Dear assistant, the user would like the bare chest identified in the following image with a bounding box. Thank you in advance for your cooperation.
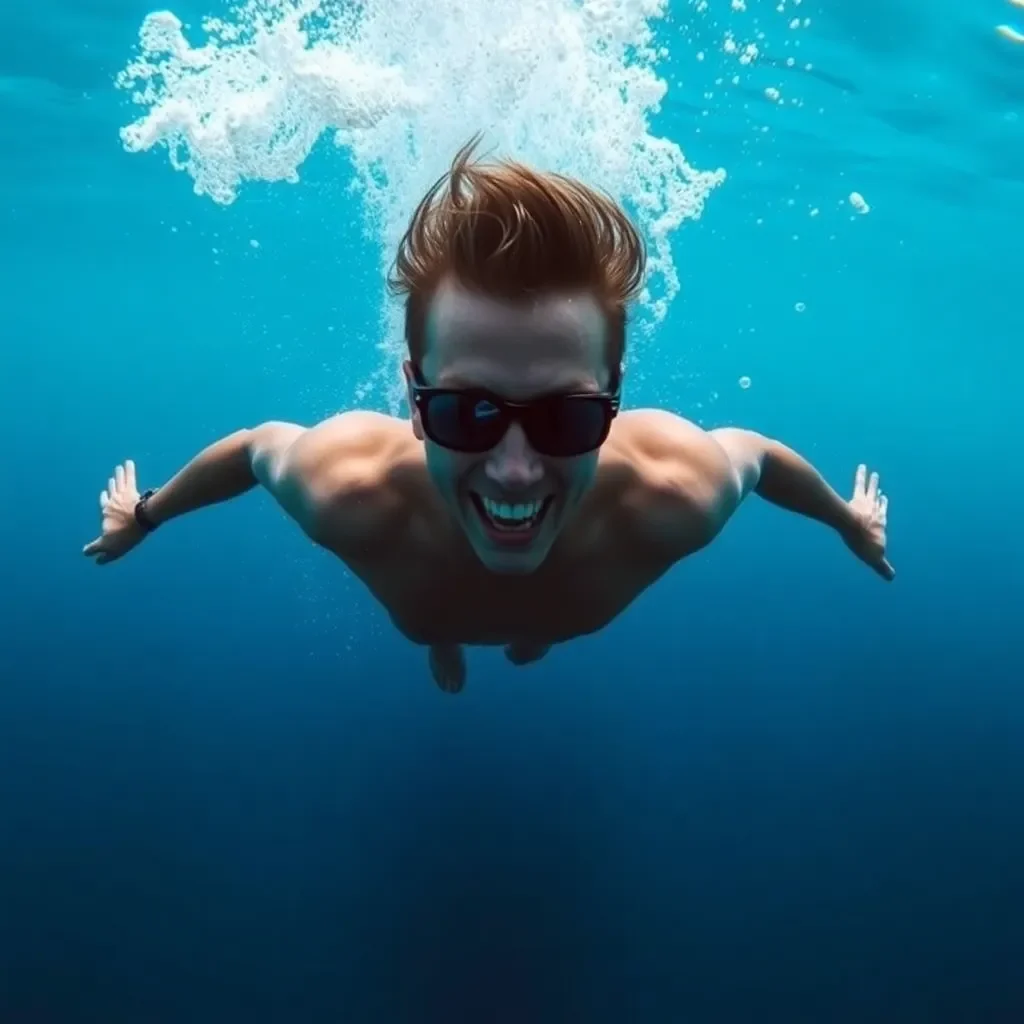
[349,540,670,647]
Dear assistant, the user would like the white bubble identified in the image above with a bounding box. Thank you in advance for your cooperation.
[794,301,806,312]
[116,0,726,405]
[849,191,870,214]
[249,238,260,248]
[739,375,751,389]
[765,86,781,102]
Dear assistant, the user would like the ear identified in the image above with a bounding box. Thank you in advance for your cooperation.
[403,360,425,441]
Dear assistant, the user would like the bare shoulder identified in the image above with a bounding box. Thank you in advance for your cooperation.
[609,410,732,489]
[602,410,734,552]
[284,411,422,550]
[285,412,412,484]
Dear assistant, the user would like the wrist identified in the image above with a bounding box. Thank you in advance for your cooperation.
[135,489,161,532]
[831,499,859,539]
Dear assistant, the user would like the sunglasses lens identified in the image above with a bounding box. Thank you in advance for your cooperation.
[527,397,610,456]
[423,393,506,452]
[419,389,613,456]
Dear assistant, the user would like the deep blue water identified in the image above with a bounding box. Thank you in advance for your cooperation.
[2,0,1023,1020]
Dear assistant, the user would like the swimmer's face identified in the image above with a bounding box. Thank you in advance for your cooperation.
[406,278,616,575]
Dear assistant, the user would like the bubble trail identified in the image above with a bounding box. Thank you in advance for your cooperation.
[117,0,726,403]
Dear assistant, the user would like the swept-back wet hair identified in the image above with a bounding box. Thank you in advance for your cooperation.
[389,136,646,383]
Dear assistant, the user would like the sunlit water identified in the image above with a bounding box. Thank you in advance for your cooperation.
[1,0,1022,1019]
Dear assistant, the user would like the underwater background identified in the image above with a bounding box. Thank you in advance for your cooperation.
[1,0,1022,1019]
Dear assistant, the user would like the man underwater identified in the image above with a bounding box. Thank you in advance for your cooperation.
[84,139,893,693]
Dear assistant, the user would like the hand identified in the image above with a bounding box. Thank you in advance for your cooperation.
[842,463,894,581]
[82,460,146,565]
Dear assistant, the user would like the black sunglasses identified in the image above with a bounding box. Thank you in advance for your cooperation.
[410,368,621,457]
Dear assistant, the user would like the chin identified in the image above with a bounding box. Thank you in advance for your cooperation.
[469,518,557,575]
[477,545,549,575]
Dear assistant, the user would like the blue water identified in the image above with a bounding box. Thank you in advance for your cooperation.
[2,0,1023,1020]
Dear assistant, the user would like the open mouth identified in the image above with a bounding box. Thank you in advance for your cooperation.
[470,493,553,541]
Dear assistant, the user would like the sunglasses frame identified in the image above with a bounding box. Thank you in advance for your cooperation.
[408,366,622,456]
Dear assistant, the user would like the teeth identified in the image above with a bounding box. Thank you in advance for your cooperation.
[480,496,544,530]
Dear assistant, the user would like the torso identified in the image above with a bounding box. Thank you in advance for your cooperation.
[355,524,676,647]
[306,412,712,648]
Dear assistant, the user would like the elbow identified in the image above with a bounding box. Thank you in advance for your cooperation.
[727,429,770,496]
[246,421,298,486]
[245,424,272,478]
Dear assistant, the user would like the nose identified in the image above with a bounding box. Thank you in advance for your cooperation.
[484,423,544,489]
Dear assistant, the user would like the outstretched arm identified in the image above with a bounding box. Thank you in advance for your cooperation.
[709,427,894,580]
[83,421,306,564]
[148,421,307,527]
[711,428,855,532]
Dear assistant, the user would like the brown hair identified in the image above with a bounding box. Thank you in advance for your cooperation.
[388,136,646,387]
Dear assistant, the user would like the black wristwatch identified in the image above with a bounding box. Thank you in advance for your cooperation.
[135,488,159,533]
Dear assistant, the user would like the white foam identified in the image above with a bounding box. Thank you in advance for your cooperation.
[117,0,726,402]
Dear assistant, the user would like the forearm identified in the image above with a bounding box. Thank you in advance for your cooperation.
[754,437,856,535]
[145,429,258,527]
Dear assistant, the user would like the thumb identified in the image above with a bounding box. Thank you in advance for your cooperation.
[876,557,895,582]
[82,537,105,557]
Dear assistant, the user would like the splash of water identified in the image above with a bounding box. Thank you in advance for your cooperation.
[117,0,726,403]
